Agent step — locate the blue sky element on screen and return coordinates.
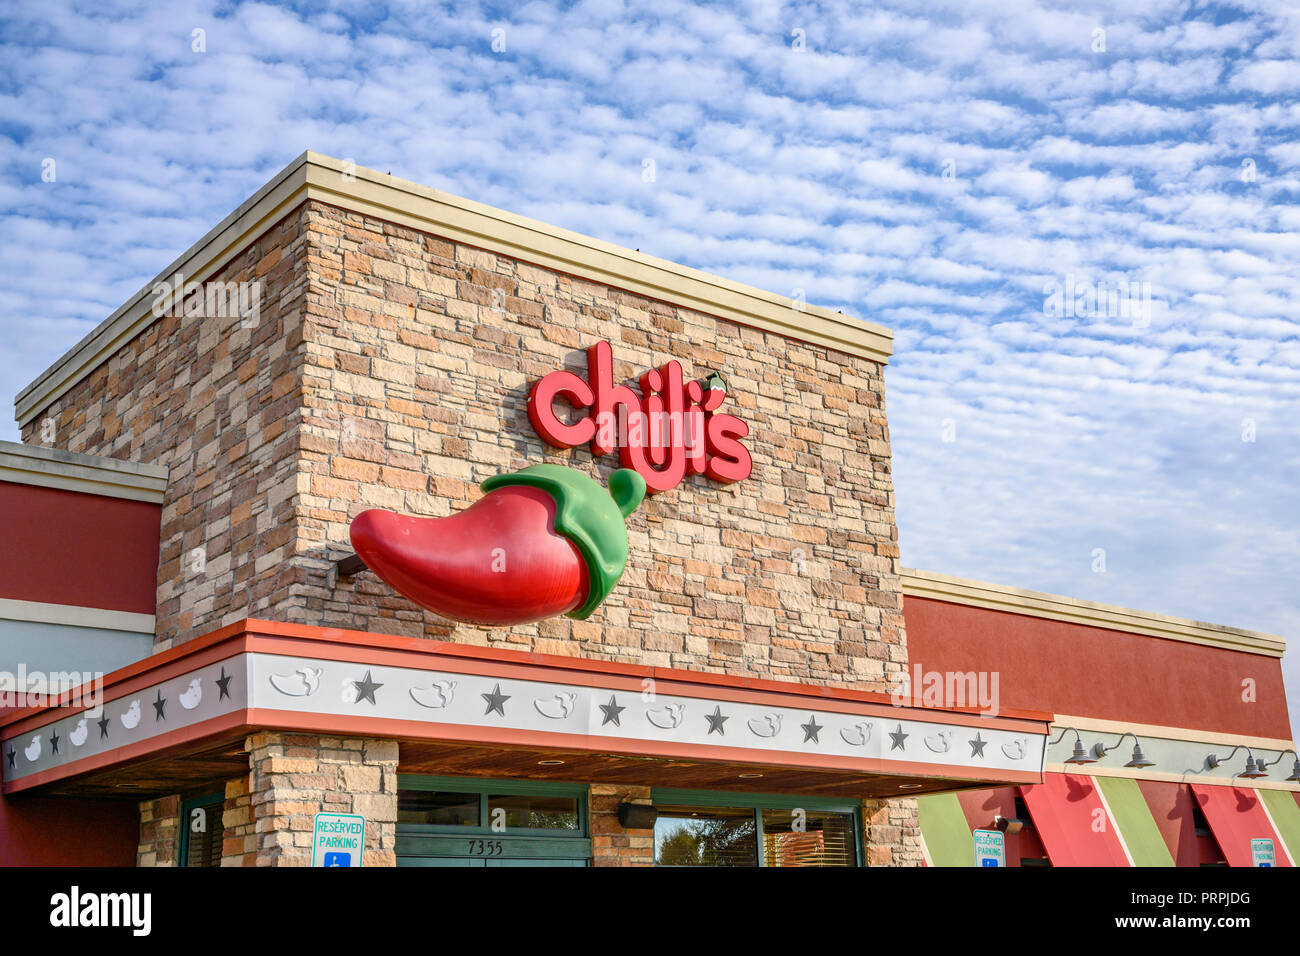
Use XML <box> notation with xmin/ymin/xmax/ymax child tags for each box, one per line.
<box><xmin>1</xmin><ymin>0</ymin><xmax>1297</xmax><ymax>738</ymax></box>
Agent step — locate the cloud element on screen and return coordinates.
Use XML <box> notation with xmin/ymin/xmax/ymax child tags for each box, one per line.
<box><xmin>0</xmin><ymin>0</ymin><xmax>1296</xmax><ymax>739</ymax></box>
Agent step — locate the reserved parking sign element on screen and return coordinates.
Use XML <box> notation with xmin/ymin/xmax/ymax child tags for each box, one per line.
<box><xmin>974</xmin><ymin>829</ymin><xmax>1005</xmax><ymax>867</ymax></box>
<box><xmin>1250</xmin><ymin>838</ymin><xmax>1274</xmax><ymax>868</ymax></box>
<box><xmin>312</xmin><ymin>812</ymin><xmax>365</xmax><ymax>868</ymax></box>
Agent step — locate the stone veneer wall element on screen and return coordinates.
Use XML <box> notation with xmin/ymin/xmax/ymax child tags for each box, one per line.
<box><xmin>21</xmin><ymin>209</ymin><xmax>310</xmax><ymax>651</ymax></box>
<box><xmin>136</xmin><ymin>794</ymin><xmax>181</xmax><ymax>866</ymax></box>
<box><xmin>590</xmin><ymin>784</ymin><xmax>655</xmax><ymax>867</ymax></box>
<box><xmin>231</xmin><ymin>732</ymin><xmax>398</xmax><ymax>867</ymax></box>
<box><xmin>28</xmin><ymin>196</ymin><xmax>917</xmax><ymax>865</ymax></box>
<box><xmin>292</xmin><ymin>200</ymin><xmax>905</xmax><ymax>691</ymax></box>
<box><xmin>23</xmin><ymin>198</ymin><xmax>904</xmax><ymax>687</ymax></box>
<box><xmin>862</xmin><ymin>796</ymin><xmax>924</xmax><ymax>866</ymax></box>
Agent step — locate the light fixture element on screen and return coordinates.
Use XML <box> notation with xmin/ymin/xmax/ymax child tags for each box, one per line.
<box><xmin>617</xmin><ymin>802</ymin><xmax>658</xmax><ymax>829</ymax></box>
<box><xmin>1239</xmin><ymin>756</ymin><xmax>1268</xmax><ymax>779</ymax></box>
<box><xmin>1049</xmin><ymin>727</ymin><xmax>1096</xmax><ymax>764</ymax></box>
<box><xmin>899</xmin><ymin>783</ymin><xmax>923</xmax><ymax>790</ymax></box>
<box><xmin>738</xmin><ymin>772</ymin><xmax>763</xmax><ymax>779</ymax></box>
<box><xmin>1258</xmin><ymin>749</ymin><xmax>1300</xmax><ymax>783</ymax></box>
<box><xmin>537</xmin><ymin>759</ymin><xmax>564</xmax><ymax>766</ymax></box>
<box><xmin>1206</xmin><ymin>745</ymin><xmax>1271</xmax><ymax>780</ymax></box>
<box><xmin>1092</xmin><ymin>732</ymin><xmax>1156</xmax><ymax>769</ymax></box>
<box><xmin>994</xmin><ymin>815</ymin><xmax>1024</xmax><ymax>834</ymax></box>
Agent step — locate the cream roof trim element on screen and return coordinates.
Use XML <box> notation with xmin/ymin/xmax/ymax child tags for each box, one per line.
<box><xmin>15</xmin><ymin>151</ymin><xmax>893</xmax><ymax>427</ymax></box>
<box><xmin>901</xmin><ymin>567</ymin><xmax>1286</xmax><ymax>658</ymax></box>
<box><xmin>0</xmin><ymin>440</ymin><xmax>168</xmax><ymax>503</ymax></box>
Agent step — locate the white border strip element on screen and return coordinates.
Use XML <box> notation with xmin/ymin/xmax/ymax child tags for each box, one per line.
<box><xmin>0</xmin><ymin>597</ymin><xmax>155</xmax><ymax>635</ymax></box>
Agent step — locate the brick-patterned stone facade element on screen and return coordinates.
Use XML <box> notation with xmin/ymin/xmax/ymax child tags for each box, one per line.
<box><xmin>590</xmin><ymin>784</ymin><xmax>655</xmax><ymax>867</ymax></box>
<box><xmin>862</xmin><ymin>796</ymin><xmax>924</xmax><ymax>866</ymax></box>
<box><xmin>27</xmin><ymin>192</ymin><xmax>918</xmax><ymax>865</ymax></box>
<box><xmin>136</xmin><ymin>794</ymin><xmax>180</xmax><ymax>866</ymax></box>
<box><xmin>22</xmin><ymin>209</ymin><xmax>310</xmax><ymax>652</ymax></box>
<box><xmin>23</xmin><ymin>199</ymin><xmax>905</xmax><ymax>693</ymax></box>
<box><xmin>237</xmin><ymin>732</ymin><xmax>398</xmax><ymax>867</ymax></box>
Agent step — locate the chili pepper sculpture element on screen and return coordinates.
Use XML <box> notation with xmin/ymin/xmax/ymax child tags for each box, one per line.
<box><xmin>349</xmin><ymin>464</ymin><xmax>646</xmax><ymax>626</ymax></box>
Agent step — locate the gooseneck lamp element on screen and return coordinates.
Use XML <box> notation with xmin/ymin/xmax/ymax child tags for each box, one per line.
<box><xmin>1092</xmin><ymin>731</ymin><xmax>1156</xmax><ymax>769</ymax></box>
<box><xmin>1205</xmin><ymin>745</ymin><xmax>1269</xmax><ymax>779</ymax></box>
<box><xmin>1049</xmin><ymin>727</ymin><xmax>1096</xmax><ymax>765</ymax></box>
<box><xmin>1258</xmin><ymin>749</ymin><xmax>1300</xmax><ymax>783</ymax></box>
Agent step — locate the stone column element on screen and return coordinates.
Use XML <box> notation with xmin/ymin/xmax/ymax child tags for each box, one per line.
<box><xmin>137</xmin><ymin>795</ymin><xmax>181</xmax><ymax>866</ymax></box>
<box><xmin>238</xmin><ymin>731</ymin><xmax>399</xmax><ymax>866</ymax></box>
<box><xmin>590</xmin><ymin>784</ymin><xmax>655</xmax><ymax>867</ymax></box>
<box><xmin>862</xmin><ymin>796</ymin><xmax>923</xmax><ymax>866</ymax></box>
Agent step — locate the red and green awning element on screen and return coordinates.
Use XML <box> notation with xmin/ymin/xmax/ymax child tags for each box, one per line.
<box><xmin>1094</xmin><ymin>776</ymin><xmax>1174</xmax><ymax>866</ymax></box>
<box><xmin>918</xmin><ymin>793</ymin><xmax>975</xmax><ymax>867</ymax></box>
<box><xmin>1191</xmin><ymin>784</ymin><xmax>1294</xmax><ymax>867</ymax></box>
<box><xmin>1259</xmin><ymin>789</ymin><xmax>1300</xmax><ymax>865</ymax></box>
<box><xmin>1020</xmin><ymin>772</ymin><xmax>1131</xmax><ymax>866</ymax></box>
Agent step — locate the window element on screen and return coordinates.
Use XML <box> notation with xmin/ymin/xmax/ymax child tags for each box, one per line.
<box><xmin>654</xmin><ymin>806</ymin><xmax>758</xmax><ymax>867</ymax></box>
<box><xmin>398</xmin><ymin>788</ymin><xmax>480</xmax><ymax>827</ymax></box>
<box><xmin>652</xmin><ymin>789</ymin><xmax>861</xmax><ymax>867</ymax></box>
<box><xmin>179</xmin><ymin>792</ymin><xmax>225</xmax><ymax>868</ymax></box>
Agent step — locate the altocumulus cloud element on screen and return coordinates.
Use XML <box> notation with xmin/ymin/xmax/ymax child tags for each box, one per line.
<box><xmin>0</xmin><ymin>0</ymin><xmax>1297</xmax><ymax>735</ymax></box>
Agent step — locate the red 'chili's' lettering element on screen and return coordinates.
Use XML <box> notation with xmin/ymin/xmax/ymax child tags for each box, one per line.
<box><xmin>527</xmin><ymin>341</ymin><xmax>753</xmax><ymax>494</ymax></box>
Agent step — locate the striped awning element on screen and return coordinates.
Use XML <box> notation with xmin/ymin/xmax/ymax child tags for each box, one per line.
<box><xmin>1191</xmin><ymin>784</ymin><xmax>1294</xmax><ymax>867</ymax></box>
<box><xmin>918</xmin><ymin>792</ymin><xmax>974</xmax><ymax>867</ymax></box>
<box><xmin>1259</xmin><ymin>789</ymin><xmax>1300</xmax><ymax>865</ymax></box>
<box><xmin>1094</xmin><ymin>776</ymin><xmax>1174</xmax><ymax>866</ymax></box>
<box><xmin>1020</xmin><ymin>772</ymin><xmax>1131</xmax><ymax>866</ymax></box>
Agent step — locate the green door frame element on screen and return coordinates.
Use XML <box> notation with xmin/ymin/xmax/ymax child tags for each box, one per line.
<box><xmin>178</xmin><ymin>790</ymin><xmax>225</xmax><ymax>867</ymax></box>
<box><xmin>396</xmin><ymin>775</ymin><xmax>591</xmax><ymax>866</ymax></box>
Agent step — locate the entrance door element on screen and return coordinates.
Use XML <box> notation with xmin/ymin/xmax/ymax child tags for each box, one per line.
<box><xmin>396</xmin><ymin>776</ymin><xmax>591</xmax><ymax>867</ymax></box>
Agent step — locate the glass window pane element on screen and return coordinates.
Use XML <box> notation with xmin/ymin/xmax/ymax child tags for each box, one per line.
<box><xmin>760</xmin><ymin>809</ymin><xmax>856</xmax><ymax>867</ymax></box>
<box><xmin>184</xmin><ymin>800</ymin><xmax>224</xmax><ymax>867</ymax></box>
<box><xmin>654</xmin><ymin>806</ymin><xmax>758</xmax><ymax>866</ymax></box>
<box><xmin>486</xmin><ymin>793</ymin><xmax>580</xmax><ymax>830</ymax></box>
<box><xmin>398</xmin><ymin>790</ymin><xmax>481</xmax><ymax>827</ymax></box>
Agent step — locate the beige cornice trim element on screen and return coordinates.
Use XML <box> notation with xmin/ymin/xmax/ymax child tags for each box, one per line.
<box><xmin>1053</xmin><ymin>714</ymin><xmax>1295</xmax><ymax>754</ymax></box>
<box><xmin>901</xmin><ymin>567</ymin><xmax>1286</xmax><ymax>658</ymax></box>
<box><xmin>15</xmin><ymin>157</ymin><xmax>314</xmax><ymax>428</ymax></box>
<box><xmin>0</xmin><ymin>597</ymin><xmax>155</xmax><ymax>634</ymax></box>
<box><xmin>0</xmin><ymin>441</ymin><xmax>168</xmax><ymax>504</ymax></box>
<box><xmin>16</xmin><ymin>151</ymin><xmax>893</xmax><ymax>428</ymax></box>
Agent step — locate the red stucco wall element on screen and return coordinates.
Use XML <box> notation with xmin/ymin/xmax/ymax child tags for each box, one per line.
<box><xmin>0</xmin><ymin>793</ymin><xmax>138</xmax><ymax>865</ymax></box>
<box><xmin>0</xmin><ymin>481</ymin><xmax>160</xmax><ymax>615</ymax></box>
<box><xmin>904</xmin><ymin>596</ymin><xmax>1291</xmax><ymax>738</ymax></box>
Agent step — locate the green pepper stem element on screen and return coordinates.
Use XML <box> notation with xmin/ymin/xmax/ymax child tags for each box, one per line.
<box><xmin>609</xmin><ymin>469</ymin><xmax>646</xmax><ymax>518</ymax></box>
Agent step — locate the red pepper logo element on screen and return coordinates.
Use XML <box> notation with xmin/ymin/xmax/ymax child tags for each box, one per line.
<box><xmin>527</xmin><ymin>341</ymin><xmax>752</xmax><ymax>494</ymax></box>
<box><xmin>350</xmin><ymin>465</ymin><xmax>645</xmax><ymax>626</ymax></box>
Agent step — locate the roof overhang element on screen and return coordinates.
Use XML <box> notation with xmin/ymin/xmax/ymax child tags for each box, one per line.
<box><xmin>2</xmin><ymin>619</ymin><xmax>1049</xmax><ymax>801</ymax></box>
<box><xmin>15</xmin><ymin>151</ymin><xmax>893</xmax><ymax>430</ymax></box>
<box><xmin>901</xmin><ymin>567</ymin><xmax>1286</xmax><ymax>658</ymax></box>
